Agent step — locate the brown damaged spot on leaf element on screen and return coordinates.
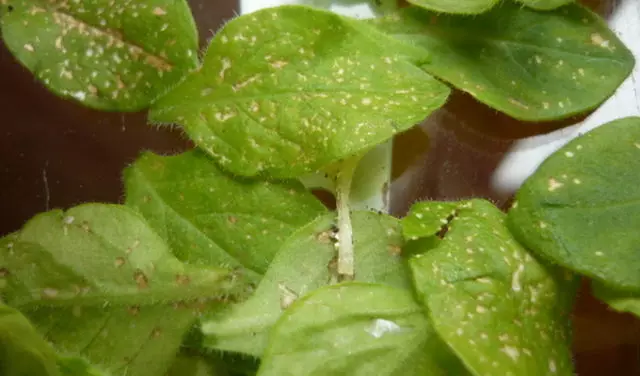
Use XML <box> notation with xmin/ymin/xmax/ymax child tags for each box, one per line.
<box><xmin>128</xmin><ymin>305</ymin><xmax>140</xmax><ymax>316</ymax></box>
<box><xmin>175</xmin><ymin>274</ymin><xmax>190</xmax><ymax>286</ymax></box>
<box><xmin>114</xmin><ymin>257</ymin><xmax>126</xmax><ymax>268</ymax></box>
<box><xmin>134</xmin><ymin>269</ymin><xmax>149</xmax><ymax>289</ymax></box>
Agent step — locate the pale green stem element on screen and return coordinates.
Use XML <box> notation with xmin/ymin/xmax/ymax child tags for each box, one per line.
<box><xmin>336</xmin><ymin>155</ymin><xmax>362</xmax><ymax>279</ymax></box>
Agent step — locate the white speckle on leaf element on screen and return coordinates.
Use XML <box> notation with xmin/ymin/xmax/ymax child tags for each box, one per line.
<box><xmin>501</xmin><ymin>346</ymin><xmax>520</xmax><ymax>362</ymax></box>
<box><xmin>456</xmin><ymin>328</ymin><xmax>464</xmax><ymax>336</ymax></box>
<box><xmin>565</xmin><ymin>151</ymin><xmax>574</xmax><ymax>157</ymax></box>
<box><xmin>71</xmin><ymin>91</ymin><xmax>87</xmax><ymax>101</ymax></box>
<box><xmin>590</xmin><ymin>33</ymin><xmax>611</xmax><ymax>49</ymax></box>
<box><xmin>278</xmin><ymin>284</ymin><xmax>298</xmax><ymax>310</ymax></box>
<box><xmin>595</xmin><ymin>251</ymin><xmax>604</xmax><ymax>256</ymax></box>
<box><xmin>512</xmin><ymin>263</ymin><xmax>524</xmax><ymax>292</ymax></box>
<box><xmin>365</xmin><ymin>319</ymin><xmax>401</xmax><ymax>338</ymax></box>
<box><xmin>549</xmin><ymin>359</ymin><xmax>557</xmax><ymax>373</ymax></box>
<box><xmin>476</xmin><ymin>305</ymin><xmax>487</xmax><ymax>313</ymax></box>
<box><xmin>215</xmin><ymin>111</ymin><xmax>236</xmax><ymax>122</ymax></box>
<box><xmin>24</xmin><ymin>44</ymin><xmax>35</xmax><ymax>52</ymax></box>
<box><xmin>361</xmin><ymin>98</ymin><xmax>372</xmax><ymax>106</ymax></box>
<box><xmin>42</xmin><ymin>288</ymin><xmax>59</xmax><ymax>298</ymax></box>
<box><xmin>573</xmin><ymin>178</ymin><xmax>581</xmax><ymax>185</ymax></box>
<box><xmin>548</xmin><ymin>178</ymin><xmax>563</xmax><ymax>192</ymax></box>
<box><xmin>271</xmin><ymin>60</ymin><xmax>288</xmax><ymax>69</ymax></box>
<box><xmin>219</xmin><ymin>58</ymin><xmax>231</xmax><ymax>80</ymax></box>
<box><xmin>152</xmin><ymin>7</ymin><xmax>166</xmax><ymax>16</ymax></box>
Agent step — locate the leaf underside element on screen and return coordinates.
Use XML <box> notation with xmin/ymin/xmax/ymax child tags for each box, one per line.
<box><xmin>0</xmin><ymin>0</ymin><xmax>198</xmax><ymax>111</ymax></box>
<box><xmin>592</xmin><ymin>282</ymin><xmax>640</xmax><ymax>319</ymax></box>
<box><xmin>407</xmin><ymin>199</ymin><xmax>577</xmax><ymax>376</ymax></box>
<box><xmin>371</xmin><ymin>2</ymin><xmax>635</xmax><ymax>121</ymax></box>
<box><xmin>0</xmin><ymin>303</ymin><xmax>60</xmax><ymax>376</ymax></box>
<box><xmin>150</xmin><ymin>5</ymin><xmax>449</xmax><ymax>178</ymax></box>
<box><xmin>124</xmin><ymin>150</ymin><xmax>327</xmax><ymax>278</ymax></box>
<box><xmin>0</xmin><ymin>204</ymin><xmax>239</xmax><ymax>376</ymax></box>
<box><xmin>407</xmin><ymin>0</ymin><xmax>499</xmax><ymax>14</ymax></box>
<box><xmin>508</xmin><ymin>117</ymin><xmax>640</xmax><ymax>291</ymax></box>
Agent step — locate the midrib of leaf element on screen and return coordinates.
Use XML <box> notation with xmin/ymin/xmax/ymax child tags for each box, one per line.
<box><xmin>46</xmin><ymin>3</ymin><xmax>173</xmax><ymax>71</ymax></box>
<box><xmin>153</xmin><ymin>86</ymin><xmax>438</xmax><ymax>114</ymax></box>
<box><xmin>130</xmin><ymin>168</ymin><xmax>317</xmax><ymax>280</ymax></box>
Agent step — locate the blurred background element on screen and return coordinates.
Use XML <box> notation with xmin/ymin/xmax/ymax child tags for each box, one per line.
<box><xmin>0</xmin><ymin>0</ymin><xmax>638</xmax><ymax>374</ymax></box>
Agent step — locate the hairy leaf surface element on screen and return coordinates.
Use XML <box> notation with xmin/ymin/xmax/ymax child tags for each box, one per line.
<box><xmin>150</xmin><ymin>5</ymin><xmax>449</xmax><ymax>177</ymax></box>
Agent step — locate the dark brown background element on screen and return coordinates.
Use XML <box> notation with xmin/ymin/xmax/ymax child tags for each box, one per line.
<box><xmin>1</xmin><ymin>0</ymin><xmax>638</xmax><ymax>374</ymax></box>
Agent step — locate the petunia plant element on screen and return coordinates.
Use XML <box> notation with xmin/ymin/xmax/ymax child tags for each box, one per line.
<box><xmin>0</xmin><ymin>0</ymin><xmax>638</xmax><ymax>375</ymax></box>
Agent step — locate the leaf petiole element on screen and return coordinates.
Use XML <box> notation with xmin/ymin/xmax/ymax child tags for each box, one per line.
<box><xmin>335</xmin><ymin>154</ymin><xmax>363</xmax><ymax>280</ymax></box>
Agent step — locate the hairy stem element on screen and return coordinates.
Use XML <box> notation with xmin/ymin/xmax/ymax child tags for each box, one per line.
<box><xmin>336</xmin><ymin>155</ymin><xmax>362</xmax><ymax>280</ymax></box>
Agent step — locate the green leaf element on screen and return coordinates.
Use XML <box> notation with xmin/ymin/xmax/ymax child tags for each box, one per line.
<box><xmin>57</xmin><ymin>356</ymin><xmax>107</xmax><ymax>376</ymax></box>
<box><xmin>201</xmin><ymin>211</ymin><xmax>411</xmax><ymax>356</ymax></box>
<box><xmin>507</xmin><ymin>117</ymin><xmax>640</xmax><ymax>291</ymax></box>
<box><xmin>592</xmin><ymin>282</ymin><xmax>640</xmax><ymax>319</ymax></box>
<box><xmin>371</xmin><ymin>2</ymin><xmax>635</xmax><ymax>121</ymax></box>
<box><xmin>406</xmin><ymin>0</ymin><xmax>499</xmax><ymax>15</ymax></box>
<box><xmin>150</xmin><ymin>5</ymin><xmax>449</xmax><ymax>178</ymax></box>
<box><xmin>0</xmin><ymin>0</ymin><xmax>198</xmax><ymax>111</ymax></box>
<box><xmin>258</xmin><ymin>282</ymin><xmax>469</xmax><ymax>376</ymax></box>
<box><xmin>0</xmin><ymin>204</ymin><xmax>240</xmax><ymax>376</ymax></box>
<box><xmin>0</xmin><ymin>303</ymin><xmax>60</xmax><ymax>376</ymax></box>
<box><xmin>516</xmin><ymin>0</ymin><xmax>574</xmax><ymax>11</ymax></box>
<box><xmin>124</xmin><ymin>150</ymin><xmax>327</xmax><ymax>278</ymax></box>
<box><xmin>166</xmin><ymin>354</ymin><xmax>223</xmax><ymax>376</ymax></box>
<box><xmin>407</xmin><ymin>199</ymin><xmax>577</xmax><ymax>376</ymax></box>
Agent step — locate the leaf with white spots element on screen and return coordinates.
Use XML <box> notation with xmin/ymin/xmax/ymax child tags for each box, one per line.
<box><xmin>406</xmin><ymin>0</ymin><xmax>499</xmax><ymax>14</ymax></box>
<box><xmin>371</xmin><ymin>2</ymin><xmax>635</xmax><ymax>121</ymax></box>
<box><xmin>402</xmin><ymin>201</ymin><xmax>459</xmax><ymax>239</ymax></box>
<box><xmin>149</xmin><ymin>5</ymin><xmax>449</xmax><ymax>178</ymax></box>
<box><xmin>508</xmin><ymin>117</ymin><xmax>640</xmax><ymax>291</ymax></box>
<box><xmin>592</xmin><ymin>282</ymin><xmax>640</xmax><ymax>319</ymax></box>
<box><xmin>201</xmin><ymin>212</ymin><xmax>411</xmax><ymax>357</ymax></box>
<box><xmin>257</xmin><ymin>283</ymin><xmax>469</xmax><ymax>376</ymax></box>
<box><xmin>0</xmin><ymin>0</ymin><xmax>198</xmax><ymax>111</ymax></box>
<box><xmin>124</xmin><ymin>150</ymin><xmax>327</xmax><ymax>279</ymax></box>
<box><xmin>0</xmin><ymin>204</ymin><xmax>242</xmax><ymax>376</ymax></box>
<box><xmin>0</xmin><ymin>302</ymin><xmax>60</xmax><ymax>376</ymax></box>
<box><xmin>407</xmin><ymin>199</ymin><xmax>578</xmax><ymax>376</ymax></box>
